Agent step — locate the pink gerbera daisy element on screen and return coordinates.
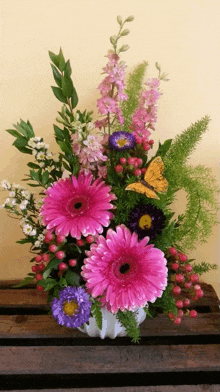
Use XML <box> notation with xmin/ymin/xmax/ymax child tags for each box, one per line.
<box><xmin>40</xmin><ymin>172</ymin><xmax>115</xmax><ymax>239</ymax></box>
<box><xmin>81</xmin><ymin>224</ymin><xmax>168</xmax><ymax>313</ymax></box>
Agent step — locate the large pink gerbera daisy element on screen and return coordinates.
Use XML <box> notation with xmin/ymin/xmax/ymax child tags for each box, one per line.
<box><xmin>81</xmin><ymin>225</ymin><xmax>168</xmax><ymax>313</ymax></box>
<box><xmin>40</xmin><ymin>172</ymin><xmax>115</xmax><ymax>239</ymax></box>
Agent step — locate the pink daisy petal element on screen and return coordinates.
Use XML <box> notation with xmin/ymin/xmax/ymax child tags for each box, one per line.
<box><xmin>82</xmin><ymin>224</ymin><xmax>168</xmax><ymax>312</ymax></box>
<box><xmin>41</xmin><ymin>172</ymin><xmax>115</xmax><ymax>239</ymax></box>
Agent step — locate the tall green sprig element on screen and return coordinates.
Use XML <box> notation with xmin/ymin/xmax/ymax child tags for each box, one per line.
<box><xmin>116</xmin><ymin>310</ymin><xmax>141</xmax><ymax>343</ymax></box>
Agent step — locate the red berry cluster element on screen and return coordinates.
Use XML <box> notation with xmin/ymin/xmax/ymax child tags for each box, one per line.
<box><xmin>33</xmin><ymin>232</ymin><xmax>95</xmax><ymax>292</ymax></box>
<box><xmin>115</xmin><ymin>156</ymin><xmax>146</xmax><ymax>176</ymax></box>
<box><xmin>133</xmin><ymin>136</ymin><xmax>154</xmax><ymax>151</ymax></box>
<box><xmin>167</xmin><ymin>247</ymin><xmax>203</xmax><ymax>325</ymax></box>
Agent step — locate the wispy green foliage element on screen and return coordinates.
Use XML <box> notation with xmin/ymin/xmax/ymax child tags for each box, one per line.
<box><xmin>121</xmin><ymin>62</ymin><xmax>148</xmax><ymax>130</ymax></box>
<box><xmin>192</xmin><ymin>261</ymin><xmax>218</xmax><ymax>275</ymax></box>
<box><xmin>116</xmin><ymin>310</ymin><xmax>140</xmax><ymax>343</ymax></box>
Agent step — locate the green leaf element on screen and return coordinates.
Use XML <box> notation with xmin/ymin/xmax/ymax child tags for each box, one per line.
<box><xmin>64</xmin><ymin>60</ymin><xmax>72</xmax><ymax>77</ymax></box>
<box><xmin>71</xmin><ymin>87</ymin><xmax>78</xmax><ymax>109</ymax></box>
<box><xmin>51</xmin><ymin>64</ymin><xmax>62</xmax><ymax>88</ymax></box>
<box><xmin>49</xmin><ymin>50</ymin><xmax>60</xmax><ymax>68</ymax></box>
<box><xmin>13</xmin><ymin>276</ymin><xmax>35</xmax><ymax>288</ymax></box>
<box><xmin>62</xmin><ymin>75</ymin><xmax>74</xmax><ymax>97</ymax></box>
<box><xmin>65</xmin><ymin>270</ymin><xmax>80</xmax><ymax>286</ymax></box>
<box><xmin>43</xmin><ymin>258</ymin><xmax>60</xmax><ymax>279</ymax></box>
<box><xmin>16</xmin><ymin>146</ymin><xmax>32</xmax><ymax>155</ymax></box>
<box><xmin>30</xmin><ymin>170</ymin><xmax>40</xmax><ymax>182</ymax></box>
<box><xmin>91</xmin><ymin>302</ymin><xmax>102</xmax><ymax>330</ymax></box>
<box><xmin>27</xmin><ymin>183</ymin><xmax>41</xmax><ymax>187</ymax></box>
<box><xmin>13</xmin><ymin>123</ymin><xmax>29</xmax><ymax>138</ymax></box>
<box><xmin>6</xmin><ymin>129</ymin><xmax>21</xmax><ymax>138</ymax></box>
<box><xmin>20</xmin><ymin>119</ymin><xmax>35</xmax><ymax>138</ymax></box>
<box><xmin>13</xmin><ymin>137</ymin><xmax>28</xmax><ymax>148</ymax></box>
<box><xmin>27</xmin><ymin>162</ymin><xmax>40</xmax><ymax>169</ymax></box>
<box><xmin>51</xmin><ymin>86</ymin><xmax>68</xmax><ymax>103</ymax></box>
<box><xmin>57</xmin><ymin>140</ymin><xmax>72</xmax><ymax>155</ymax></box>
<box><xmin>58</xmin><ymin>48</ymin><xmax>65</xmax><ymax>72</ymax></box>
<box><xmin>156</xmin><ymin>139</ymin><xmax>173</xmax><ymax>156</ymax></box>
<box><xmin>62</xmin><ymin>160</ymin><xmax>71</xmax><ymax>172</ymax></box>
<box><xmin>53</xmin><ymin>124</ymin><xmax>65</xmax><ymax>140</ymax></box>
<box><xmin>16</xmin><ymin>238</ymin><xmax>33</xmax><ymax>244</ymax></box>
<box><xmin>41</xmin><ymin>171</ymin><xmax>49</xmax><ymax>185</ymax></box>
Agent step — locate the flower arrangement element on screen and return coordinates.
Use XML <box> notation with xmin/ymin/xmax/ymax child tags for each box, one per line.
<box><xmin>1</xmin><ymin>16</ymin><xmax>218</xmax><ymax>342</ymax></box>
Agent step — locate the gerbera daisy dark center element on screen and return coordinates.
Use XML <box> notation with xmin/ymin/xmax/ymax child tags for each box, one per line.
<box><xmin>63</xmin><ymin>300</ymin><xmax>79</xmax><ymax>316</ymax></box>
<box><xmin>138</xmin><ymin>214</ymin><xmax>152</xmax><ymax>230</ymax></box>
<box><xmin>119</xmin><ymin>262</ymin><xmax>131</xmax><ymax>274</ymax></box>
<box><xmin>74</xmin><ymin>202</ymin><xmax>82</xmax><ymax>210</ymax></box>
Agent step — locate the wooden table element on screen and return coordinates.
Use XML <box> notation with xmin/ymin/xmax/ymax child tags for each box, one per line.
<box><xmin>0</xmin><ymin>281</ymin><xmax>219</xmax><ymax>392</ymax></box>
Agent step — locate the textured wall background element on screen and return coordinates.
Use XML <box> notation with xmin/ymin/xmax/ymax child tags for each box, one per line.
<box><xmin>0</xmin><ymin>0</ymin><xmax>219</xmax><ymax>295</ymax></box>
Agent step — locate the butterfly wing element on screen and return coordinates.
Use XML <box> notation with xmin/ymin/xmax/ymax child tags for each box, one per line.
<box><xmin>144</xmin><ymin>156</ymin><xmax>168</xmax><ymax>193</ymax></box>
<box><xmin>125</xmin><ymin>182</ymin><xmax>159</xmax><ymax>199</ymax></box>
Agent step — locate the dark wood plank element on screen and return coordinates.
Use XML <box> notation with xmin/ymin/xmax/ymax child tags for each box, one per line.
<box><xmin>0</xmin><ymin>312</ymin><xmax>219</xmax><ymax>338</ymax></box>
<box><xmin>1</xmin><ymin>386</ymin><xmax>219</xmax><ymax>392</ymax></box>
<box><xmin>0</xmin><ymin>344</ymin><xmax>219</xmax><ymax>374</ymax></box>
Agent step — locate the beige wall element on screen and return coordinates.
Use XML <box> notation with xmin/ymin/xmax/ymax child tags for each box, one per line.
<box><xmin>0</xmin><ymin>0</ymin><xmax>219</xmax><ymax>295</ymax></box>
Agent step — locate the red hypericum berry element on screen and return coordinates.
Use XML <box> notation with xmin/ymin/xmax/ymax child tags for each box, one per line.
<box><xmin>37</xmin><ymin>263</ymin><xmax>45</xmax><ymax>272</ymax></box>
<box><xmin>136</xmin><ymin>158</ymin><xmax>143</xmax><ymax>166</ymax></box>
<box><xmin>175</xmin><ymin>274</ymin><xmax>184</xmax><ymax>283</ymax></box>
<box><xmin>133</xmin><ymin>161</ymin><xmax>139</xmax><ymax>168</ymax></box>
<box><xmin>56</xmin><ymin>235</ymin><xmax>66</xmax><ymax>245</ymax></box>
<box><xmin>194</xmin><ymin>284</ymin><xmax>201</xmax><ymax>290</ymax></box>
<box><xmin>148</xmin><ymin>139</ymin><xmax>154</xmax><ymax>145</ymax></box>
<box><xmin>35</xmin><ymin>254</ymin><xmax>42</xmax><ymax>263</ymax></box>
<box><xmin>141</xmin><ymin>167</ymin><xmax>147</xmax><ymax>174</ymax></box>
<box><xmin>115</xmin><ymin>164</ymin><xmax>123</xmax><ymax>173</ymax></box>
<box><xmin>183</xmin><ymin>298</ymin><xmax>191</xmax><ymax>307</ymax></box>
<box><xmin>135</xmin><ymin>136</ymin><xmax>142</xmax><ymax>144</ymax></box>
<box><xmin>42</xmin><ymin>253</ymin><xmax>50</xmax><ymax>263</ymax></box>
<box><xmin>189</xmin><ymin>310</ymin><xmax>197</xmax><ymax>318</ymax></box>
<box><xmin>184</xmin><ymin>282</ymin><xmax>192</xmax><ymax>289</ymax></box>
<box><xmin>143</xmin><ymin>143</ymin><xmax>150</xmax><ymax>151</ymax></box>
<box><xmin>168</xmin><ymin>247</ymin><xmax>178</xmax><ymax>256</ymax></box>
<box><xmin>134</xmin><ymin>168</ymin><xmax>142</xmax><ymax>176</ymax></box>
<box><xmin>56</xmin><ymin>251</ymin><xmax>65</xmax><ymax>260</ymax></box>
<box><xmin>35</xmin><ymin>273</ymin><xmax>43</xmax><ymax>281</ymax></box>
<box><xmin>174</xmin><ymin>317</ymin><xmax>182</xmax><ymax>325</ymax></box>
<box><xmin>168</xmin><ymin>312</ymin><xmax>175</xmax><ymax>320</ymax></box>
<box><xmin>172</xmin><ymin>262</ymin><xmax>179</xmax><ymax>271</ymax></box>
<box><xmin>31</xmin><ymin>265</ymin><xmax>38</xmax><ymax>273</ymax></box>
<box><xmin>127</xmin><ymin>157</ymin><xmax>136</xmax><ymax>165</ymax></box>
<box><xmin>172</xmin><ymin>286</ymin><xmax>181</xmax><ymax>295</ymax></box>
<box><xmin>76</xmin><ymin>239</ymin><xmax>84</xmax><ymax>247</ymax></box>
<box><xmin>69</xmin><ymin>259</ymin><xmax>77</xmax><ymax>267</ymax></box>
<box><xmin>176</xmin><ymin>300</ymin><xmax>184</xmax><ymax>308</ymax></box>
<box><xmin>195</xmin><ymin>289</ymin><xmax>204</xmax><ymax>298</ymax></box>
<box><xmin>49</xmin><ymin>244</ymin><xmax>57</xmax><ymax>253</ymax></box>
<box><xmin>119</xmin><ymin>157</ymin><xmax>127</xmax><ymax>165</ymax></box>
<box><xmin>36</xmin><ymin>285</ymin><xmax>44</xmax><ymax>292</ymax></box>
<box><xmin>44</xmin><ymin>232</ymin><xmax>53</xmax><ymax>242</ymax></box>
<box><xmin>190</xmin><ymin>274</ymin><xmax>199</xmax><ymax>283</ymax></box>
<box><xmin>178</xmin><ymin>309</ymin><xmax>184</xmax><ymax>317</ymax></box>
<box><xmin>58</xmin><ymin>262</ymin><xmax>67</xmax><ymax>271</ymax></box>
<box><xmin>86</xmin><ymin>235</ymin><xmax>94</xmax><ymax>244</ymax></box>
<box><xmin>184</xmin><ymin>264</ymin><xmax>193</xmax><ymax>272</ymax></box>
<box><xmin>178</xmin><ymin>253</ymin><xmax>188</xmax><ymax>263</ymax></box>
<box><xmin>43</xmin><ymin>237</ymin><xmax>51</xmax><ymax>244</ymax></box>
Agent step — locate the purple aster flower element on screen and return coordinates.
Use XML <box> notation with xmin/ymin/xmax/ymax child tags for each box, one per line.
<box><xmin>128</xmin><ymin>203</ymin><xmax>166</xmax><ymax>240</ymax></box>
<box><xmin>109</xmin><ymin>131</ymin><xmax>135</xmax><ymax>151</ymax></box>
<box><xmin>51</xmin><ymin>286</ymin><xmax>92</xmax><ymax>328</ymax></box>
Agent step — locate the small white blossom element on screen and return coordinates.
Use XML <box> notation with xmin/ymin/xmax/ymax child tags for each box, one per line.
<box><xmin>20</xmin><ymin>200</ymin><xmax>29</xmax><ymax>210</ymax></box>
<box><xmin>46</xmin><ymin>151</ymin><xmax>53</xmax><ymax>159</ymax></box>
<box><xmin>12</xmin><ymin>183</ymin><xmax>24</xmax><ymax>189</ymax></box>
<box><xmin>35</xmin><ymin>199</ymin><xmax>43</xmax><ymax>209</ymax></box>
<box><xmin>21</xmin><ymin>190</ymin><xmax>31</xmax><ymax>200</ymax></box>
<box><xmin>44</xmin><ymin>144</ymin><xmax>49</xmax><ymax>150</ymax></box>
<box><xmin>34</xmin><ymin>240</ymin><xmax>41</xmax><ymax>248</ymax></box>
<box><xmin>47</xmin><ymin>166</ymin><xmax>55</xmax><ymax>173</ymax></box>
<box><xmin>87</xmin><ymin>122</ymin><xmax>94</xmax><ymax>131</ymax></box>
<box><xmin>34</xmin><ymin>137</ymin><xmax>42</xmax><ymax>142</ymax></box>
<box><xmin>9</xmin><ymin>191</ymin><xmax>16</xmax><ymax>197</ymax></box>
<box><xmin>32</xmin><ymin>149</ymin><xmax>38</xmax><ymax>157</ymax></box>
<box><xmin>35</xmin><ymin>142</ymin><xmax>46</xmax><ymax>150</ymax></box>
<box><xmin>0</xmin><ymin>179</ymin><xmax>11</xmax><ymax>190</ymax></box>
<box><xmin>30</xmin><ymin>229</ymin><xmax>37</xmax><ymax>236</ymax></box>
<box><xmin>39</xmin><ymin>162</ymin><xmax>45</xmax><ymax>168</ymax></box>
<box><xmin>23</xmin><ymin>224</ymin><xmax>33</xmax><ymax>235</ymax></box>
<box><xmin>28</xmin><ymin>139</ymin><xmax>37</xmax><ymax>148</ymax></box>
<box><xmin>11</xmin><ymin>199</ymin><xmax>17</xmax><ymax>206</ymax></box>
<box><xmin>53</xmin><ymin>153</ymin><xmax>60</xmax><ymax>162</ymax></box>
<box><xmin>38</xmin><ymin>234</ymin><xmax>44</xmax><ymax>241</ymax></box>
<box><xmin>36</xmin><ymin>152</ymin><xmax>45</xmax><ymax>161</ymax></box>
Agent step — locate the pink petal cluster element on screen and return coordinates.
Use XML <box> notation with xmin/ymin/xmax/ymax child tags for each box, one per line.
<box><xmin>81</xmin><ymin>224</ymin><xmax>168</xmax><ymax>313</ymax></box>
<box><xmin>96</xmin><ymin>53</ymin><xmax>127</xmax><ymax>127</ymax></box>
<box><xmin>71</xmin><ymin>134</ymin><xmax>108</xmax><ymax>178</ymax></box>
<box><xmin>41</xmin><ymin>172</ymin><xmax>116</xmax><ymax>239</ymax></box>
<box><xmin>131</xmin><ymin>78</ymin><xmax>161</xmax><ymax>146</ymax></box>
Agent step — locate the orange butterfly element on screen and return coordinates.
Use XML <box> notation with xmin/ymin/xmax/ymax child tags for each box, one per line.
<box><xmin>125</xmin><ymin>156</ymin><xmax>168</xmax><ymax>199</ymax></box>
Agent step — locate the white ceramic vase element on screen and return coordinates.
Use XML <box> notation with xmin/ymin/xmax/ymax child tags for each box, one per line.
<box><xmin>77</xmin><ymin>307</ymin><xmax>146</xmax><ymax>339</ymax></box>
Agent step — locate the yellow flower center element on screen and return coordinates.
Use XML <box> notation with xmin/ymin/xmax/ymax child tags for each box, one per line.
<box><xmin>63</xmin><ymin>300</ymin><xmax>79</xmax><ymax>316</ymax></box>
<box><xmin>138</xmin><ymin>214</ymin><xmax>152</xmax><ymax>230</ymax></box>
<box><xmin>117</xmin><ymin>138</ymin><xmax>127</xmax><ymax>147</ymax></box>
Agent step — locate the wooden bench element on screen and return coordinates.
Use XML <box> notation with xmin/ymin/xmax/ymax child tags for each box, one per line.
<box><xmin>0</xmin><ymin>281</ymin><xmax>219</xmax><ymax>392</ymax></box>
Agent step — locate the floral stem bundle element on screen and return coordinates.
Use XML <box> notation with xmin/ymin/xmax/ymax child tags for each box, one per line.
<box><xmin>1</xmin><ymin>16</ymin><xmax>218</xmax><ymax>342</ymax></box>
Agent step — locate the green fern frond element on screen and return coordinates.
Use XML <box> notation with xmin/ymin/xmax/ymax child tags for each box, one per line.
<box><xmin>91</xmin><ymin>301</ymin><xmax>102</xmax><ymax>330</ymax></box>
<box><xmin>116</xmin><ymin>310</ymin><xmax>141</xmax><ymax>343</ymax></box>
